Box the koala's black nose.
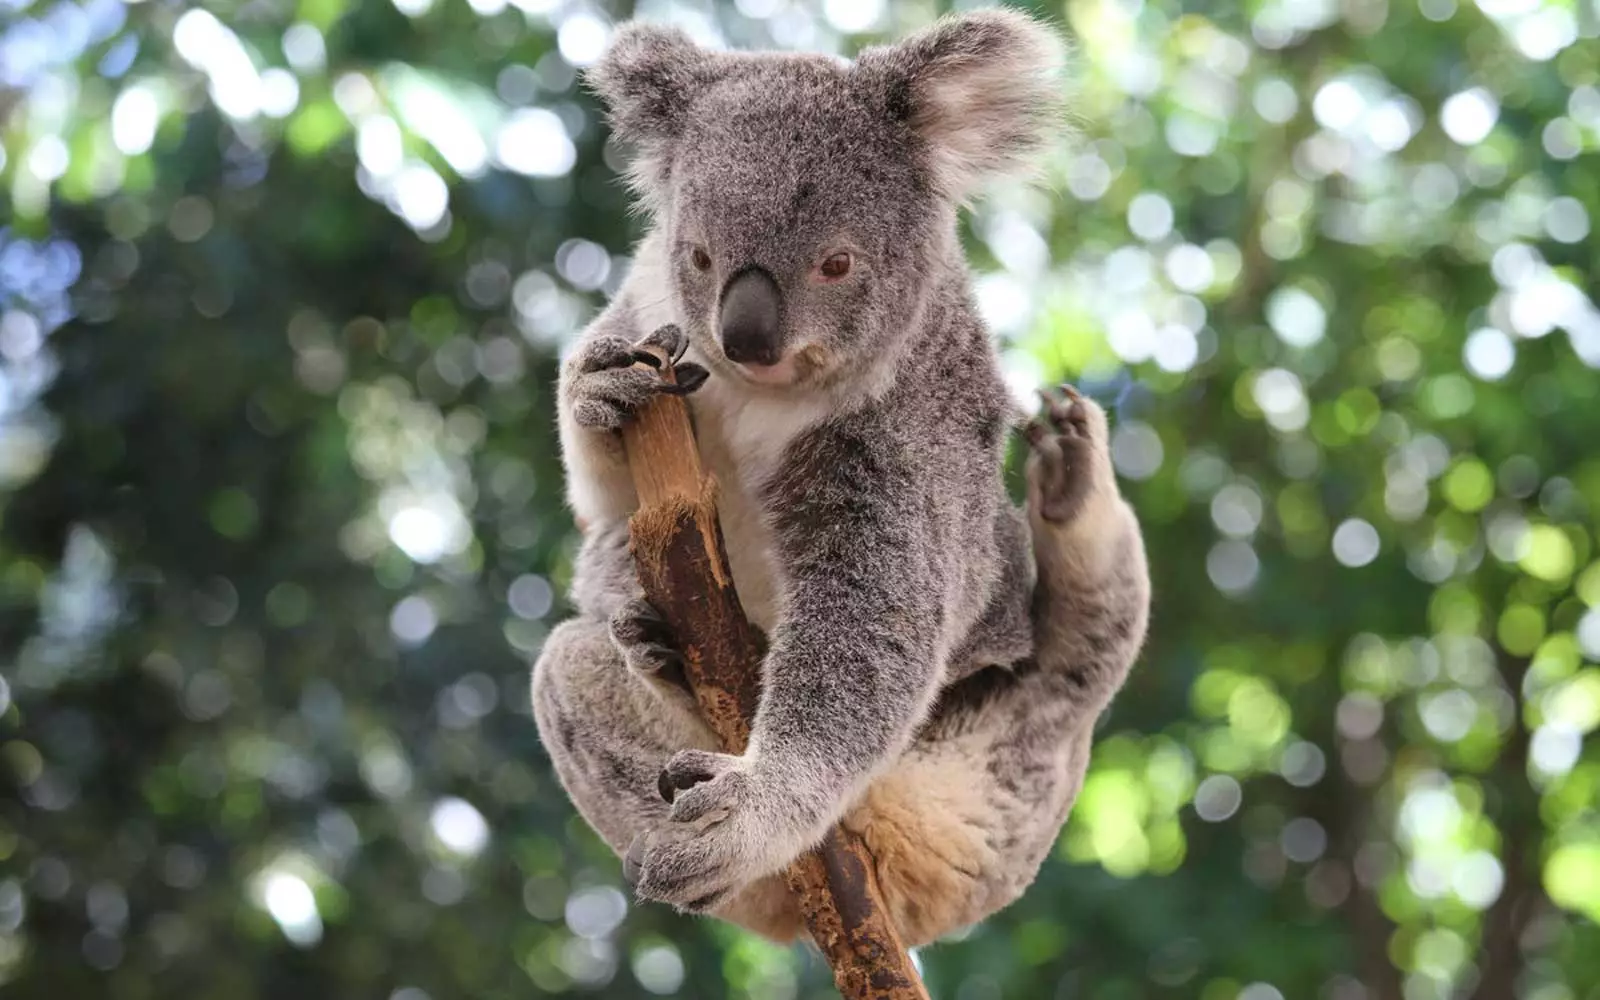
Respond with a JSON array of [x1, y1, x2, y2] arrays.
[[719, 267, 783, 367]]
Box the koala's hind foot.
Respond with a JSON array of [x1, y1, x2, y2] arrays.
[[1023, 382, 1150, 719], [1024, 383, 1106, 525]]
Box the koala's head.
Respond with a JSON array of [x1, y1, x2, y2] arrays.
[[588, 10, 1064, 390]]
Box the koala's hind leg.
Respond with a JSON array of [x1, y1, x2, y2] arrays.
[[841, 666, 1095, 948], [531, 617, 802, 942], [843, 385, 1150, 949], [1023, 384, 1150, 719]]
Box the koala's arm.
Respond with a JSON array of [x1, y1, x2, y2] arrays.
[[557, 230, 698, 531], [745, 424, 950, 826], [556, 299, 643, 530]]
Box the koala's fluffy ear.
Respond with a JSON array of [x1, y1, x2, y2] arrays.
[[587, 23, 707, 143], [586, 23, 718, 205], [857, 9, 1067, 202]]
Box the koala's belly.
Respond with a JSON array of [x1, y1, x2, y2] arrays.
[[715, 719, 1086, 949], [689, 393, 786, 633], [689, 371, 850, 632], [715, 478, 783, 633]]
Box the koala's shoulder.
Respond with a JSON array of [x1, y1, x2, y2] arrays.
[[887, 297, 1017, 442]]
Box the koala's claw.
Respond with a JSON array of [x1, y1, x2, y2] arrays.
[[1036, 384, 1092, 438], [1026, 382, 1109, 525], [657, 748, 728, 806], [568, 326, 705, 430], [634, 323, 690, 366], [633, 325, 704, 394], [657, 362, 710, 395], [609, 598, 683, 680]]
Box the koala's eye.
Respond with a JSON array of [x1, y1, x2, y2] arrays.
[[691, 248, 713, 272], [819, 253, 852, 281]]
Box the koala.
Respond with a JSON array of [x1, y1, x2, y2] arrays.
[[530, 10, 1151, 949]]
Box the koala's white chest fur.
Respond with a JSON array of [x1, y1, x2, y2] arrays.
[[687, 373, 833, 633], [606, 232, 860, 632]]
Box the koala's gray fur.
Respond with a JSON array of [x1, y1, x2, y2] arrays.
[[530, 9, 1151, 947]]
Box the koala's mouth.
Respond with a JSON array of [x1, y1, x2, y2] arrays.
[[719, 342, 832, 389], [731, 355, 800, 386]]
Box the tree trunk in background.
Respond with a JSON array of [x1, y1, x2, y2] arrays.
[[1475, 650, 1546, 1000]]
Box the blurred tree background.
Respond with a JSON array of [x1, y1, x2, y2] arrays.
[[2, 0, 1598, 996]]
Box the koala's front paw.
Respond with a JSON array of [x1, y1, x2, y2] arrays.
[[623, 750, 791, 912], [609, 598, 687, 685], [566, 325, 710, 430], [1024, 384, 1113, 524]]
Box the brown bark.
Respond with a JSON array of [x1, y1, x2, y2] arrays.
[[619, 350, 929, 1000]]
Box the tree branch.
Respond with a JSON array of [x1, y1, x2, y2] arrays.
[[619, 350, 929, 1000]]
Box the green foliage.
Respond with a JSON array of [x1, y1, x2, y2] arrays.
[[2, 0, 1598, 997]]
